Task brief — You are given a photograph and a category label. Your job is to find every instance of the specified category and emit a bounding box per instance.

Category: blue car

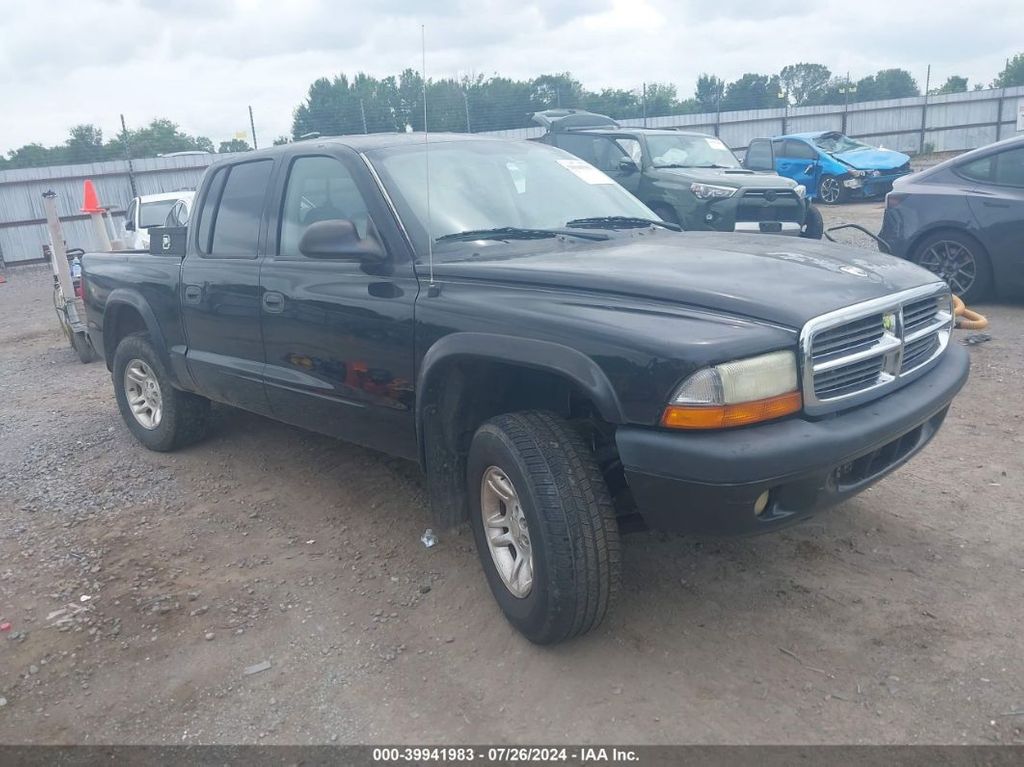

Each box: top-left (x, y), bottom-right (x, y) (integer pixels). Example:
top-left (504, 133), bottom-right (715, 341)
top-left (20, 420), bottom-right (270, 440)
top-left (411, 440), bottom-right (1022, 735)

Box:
top-left (745, 131), bottom-right (911, 204)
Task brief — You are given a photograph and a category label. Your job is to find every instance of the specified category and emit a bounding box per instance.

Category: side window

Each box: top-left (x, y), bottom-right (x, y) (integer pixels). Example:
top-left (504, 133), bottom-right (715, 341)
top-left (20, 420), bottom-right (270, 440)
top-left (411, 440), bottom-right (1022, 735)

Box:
top-left (208, 160), bottom-right (274, 258)
top-left (785, 140), bottom-right (818, 160)
top-left (994, 147), bottom-right (1024, 187)
top-left (195, 167), bottom-right (228, 255)
top-left (745, 140), bottom-right (774, 170)
top-left (553, 134), bottom-right (600, 166)
top-left (615, 138), bottom-right (642, 166)
top-left (279, 156), bottom-right (371, 257)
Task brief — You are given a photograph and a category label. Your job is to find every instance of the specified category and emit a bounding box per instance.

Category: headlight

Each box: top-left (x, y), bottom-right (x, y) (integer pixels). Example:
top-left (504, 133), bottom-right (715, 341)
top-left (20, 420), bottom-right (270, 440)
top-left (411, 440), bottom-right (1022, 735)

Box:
top-left (848, 168), bottom-right (866, 178)
top-left (690, 182), bottom-right (736, 200)
top-left (661, 350), bottom-right (802, 429)
top-left (794, 184), bottom-right (806, 199)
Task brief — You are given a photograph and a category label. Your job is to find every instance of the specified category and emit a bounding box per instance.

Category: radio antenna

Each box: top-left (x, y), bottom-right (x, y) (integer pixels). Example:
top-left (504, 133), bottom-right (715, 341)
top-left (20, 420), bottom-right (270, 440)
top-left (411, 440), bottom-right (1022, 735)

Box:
top-left (421, 24), bottom-right (435, 288)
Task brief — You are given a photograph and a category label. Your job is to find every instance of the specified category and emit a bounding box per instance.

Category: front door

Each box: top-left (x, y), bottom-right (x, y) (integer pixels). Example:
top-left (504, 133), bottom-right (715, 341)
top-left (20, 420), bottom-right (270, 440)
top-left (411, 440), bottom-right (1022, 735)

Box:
top-left (964, 145), bottom-right (1024, 288)
top-left (776, 139), bottom-right (819, 191)
top-left (180, 159), bottom-right (275, 414)
top-left (259, 152), bottom-right (418, 459)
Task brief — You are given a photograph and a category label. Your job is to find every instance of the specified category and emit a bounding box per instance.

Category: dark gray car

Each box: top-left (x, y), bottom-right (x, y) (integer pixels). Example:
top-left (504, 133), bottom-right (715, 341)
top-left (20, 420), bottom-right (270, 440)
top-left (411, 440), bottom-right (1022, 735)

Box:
top-left (880, 135), bottom-right (1024, 302)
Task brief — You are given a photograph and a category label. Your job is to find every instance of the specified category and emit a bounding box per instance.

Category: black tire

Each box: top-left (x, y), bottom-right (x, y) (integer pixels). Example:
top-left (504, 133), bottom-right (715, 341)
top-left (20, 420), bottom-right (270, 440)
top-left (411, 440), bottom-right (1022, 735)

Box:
top-left (800, 203), bottom-right (824, 240)
top-left (72, 331), bottom-right (98, 364)
top-left (112, 333), bottom-right (210, 452)
top-left (817, 175), bottom-right (846, 205)
top-left (467, 411), bottom-right (620, 644)
top-left (651, 204), bottom-right (683, 229)
top-left (910, 230), bottom-right (993, 304)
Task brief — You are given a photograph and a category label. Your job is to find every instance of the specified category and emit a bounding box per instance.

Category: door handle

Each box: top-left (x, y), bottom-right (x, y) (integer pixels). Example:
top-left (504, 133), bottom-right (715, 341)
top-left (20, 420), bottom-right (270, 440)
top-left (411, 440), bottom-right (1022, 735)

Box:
top-left (262, 291), bottom-right (285, 313)
top-left (183, 284), bottom-right (202, 304)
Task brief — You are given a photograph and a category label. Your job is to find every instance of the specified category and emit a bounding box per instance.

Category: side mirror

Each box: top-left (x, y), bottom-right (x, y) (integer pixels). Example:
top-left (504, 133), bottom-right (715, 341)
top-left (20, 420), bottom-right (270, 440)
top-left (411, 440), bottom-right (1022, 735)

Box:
top-left (298, 219), bottom-right (385, 261)
top-left (124, 219), bottom-right (136, 232)
top-left (618, 158), bottom-right (639, 174)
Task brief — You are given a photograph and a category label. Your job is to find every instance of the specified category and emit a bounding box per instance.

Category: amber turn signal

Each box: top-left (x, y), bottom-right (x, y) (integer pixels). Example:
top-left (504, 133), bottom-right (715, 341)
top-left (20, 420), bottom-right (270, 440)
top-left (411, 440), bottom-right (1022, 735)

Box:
top-left (661, 390), bottom-right (802, 430)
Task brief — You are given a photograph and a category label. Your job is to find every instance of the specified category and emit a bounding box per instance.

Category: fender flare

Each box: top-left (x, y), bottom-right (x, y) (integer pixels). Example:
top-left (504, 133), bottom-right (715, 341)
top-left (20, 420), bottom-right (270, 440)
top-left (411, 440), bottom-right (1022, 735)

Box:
top-left (415, 332), bottom-right (626, 461)
top-left (103, 289), bottom-right (177, 382)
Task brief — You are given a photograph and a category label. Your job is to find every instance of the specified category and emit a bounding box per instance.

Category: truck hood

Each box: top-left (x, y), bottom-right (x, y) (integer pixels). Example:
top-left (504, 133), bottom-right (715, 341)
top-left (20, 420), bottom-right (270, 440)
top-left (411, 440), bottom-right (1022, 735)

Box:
top-left (432, 231), bottom-right (941, 329)
top-left (653, 166), bottom-right (797, 189)
top-left (833, 147), bottom-right (910, 171)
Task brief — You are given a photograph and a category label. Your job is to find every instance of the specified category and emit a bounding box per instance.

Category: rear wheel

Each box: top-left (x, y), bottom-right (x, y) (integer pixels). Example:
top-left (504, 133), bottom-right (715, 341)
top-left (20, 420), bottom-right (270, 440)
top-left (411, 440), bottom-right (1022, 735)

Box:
top-left (467, 411), bottom-right (620, 644)
top-left (911, 230), bottom-right (992, 303)
top-left (112, 333), bottom-right (210, 452)
top-left (817, 175), bottom-right (846, 205)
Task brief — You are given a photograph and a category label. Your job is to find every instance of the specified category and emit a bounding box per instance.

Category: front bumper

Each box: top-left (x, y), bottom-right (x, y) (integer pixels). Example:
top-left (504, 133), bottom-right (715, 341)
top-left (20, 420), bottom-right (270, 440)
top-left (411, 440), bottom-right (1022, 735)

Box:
top-left (616, 344), bottom-right (969, 536)
top-left (846, 170), bottom-right (911, 199)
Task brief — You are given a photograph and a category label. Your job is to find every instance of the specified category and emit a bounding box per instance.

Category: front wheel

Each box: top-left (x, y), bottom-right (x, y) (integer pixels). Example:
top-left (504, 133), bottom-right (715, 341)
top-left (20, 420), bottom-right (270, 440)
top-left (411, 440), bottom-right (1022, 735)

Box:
top-left (112, 333), bottom-right (210, 452)
top-left (467, 411), bottom-right (621, 644)
top-left (817, 175), bottom-right (846, 205)
top-left (800, 204), bottom-right (824, 239)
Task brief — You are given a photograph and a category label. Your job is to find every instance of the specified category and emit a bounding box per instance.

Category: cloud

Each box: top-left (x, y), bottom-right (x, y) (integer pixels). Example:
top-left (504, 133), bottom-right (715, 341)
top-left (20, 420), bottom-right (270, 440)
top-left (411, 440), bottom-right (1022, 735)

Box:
top-left (1, 0), bottom-right (1021, 153)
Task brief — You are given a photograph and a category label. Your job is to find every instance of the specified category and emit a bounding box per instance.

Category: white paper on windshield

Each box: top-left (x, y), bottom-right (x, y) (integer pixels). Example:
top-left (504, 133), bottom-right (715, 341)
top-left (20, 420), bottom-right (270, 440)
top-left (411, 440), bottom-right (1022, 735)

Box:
top-left (556, 159), bottom-right (615, 184)
top-left (704, 137), bottom-right (728, 151)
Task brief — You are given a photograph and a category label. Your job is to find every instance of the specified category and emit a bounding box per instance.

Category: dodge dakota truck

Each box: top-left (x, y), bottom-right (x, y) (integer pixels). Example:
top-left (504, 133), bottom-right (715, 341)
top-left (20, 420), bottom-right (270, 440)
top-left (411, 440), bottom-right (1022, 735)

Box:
top-left (82, 134), bottom-right (969, 644)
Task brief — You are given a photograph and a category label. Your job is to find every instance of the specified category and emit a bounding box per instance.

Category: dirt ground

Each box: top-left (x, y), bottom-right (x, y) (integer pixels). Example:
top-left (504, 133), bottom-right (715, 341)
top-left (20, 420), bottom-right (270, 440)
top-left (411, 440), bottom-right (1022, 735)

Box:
top-left (1, 207), bottom-right (1022, 745)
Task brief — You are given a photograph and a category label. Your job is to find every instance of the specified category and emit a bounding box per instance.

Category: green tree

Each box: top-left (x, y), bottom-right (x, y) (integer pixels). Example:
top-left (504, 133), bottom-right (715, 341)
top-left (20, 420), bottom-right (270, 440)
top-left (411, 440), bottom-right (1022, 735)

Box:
top-left (694, 73), bottom-right (724, 112)
top-left (218, 138), bottom-right (251, 153)
top-left (642, 82), bottom-right (680, 117)
top-left (993, 53), bottom-right (1024, 87)
top-left (854, 69), bottom-right (919, 101)
top-left (932, 75), bottom-right (968, 95)
top-left (272, 135), bottom-right (291, 146)
top-left (529, 73), bottom-right (585, 110)
top-left (721, 73), bottom-right (782, 111)
top-left (65, 124), bottom-right (108, 164)
top-left (779, 63), bottom-right (832, 105)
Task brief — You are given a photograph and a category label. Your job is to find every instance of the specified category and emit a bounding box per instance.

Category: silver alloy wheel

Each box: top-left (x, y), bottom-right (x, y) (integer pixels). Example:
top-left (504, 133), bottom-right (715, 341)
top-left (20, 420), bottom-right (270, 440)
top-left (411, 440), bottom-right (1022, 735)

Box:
top-left (123, 358), bottom-right (163, 430)
top-left (917, 239), bottom-right (977, 296)
top-left (819, 176), bottom-right (841, 204)
top-left (480, 466), bottom-right (534, 598)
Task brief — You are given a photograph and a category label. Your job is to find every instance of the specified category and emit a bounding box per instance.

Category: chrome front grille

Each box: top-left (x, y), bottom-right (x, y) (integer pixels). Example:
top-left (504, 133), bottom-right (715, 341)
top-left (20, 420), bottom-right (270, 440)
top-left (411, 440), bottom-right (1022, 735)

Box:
top-left (800, 284), bottom-right (953, 415)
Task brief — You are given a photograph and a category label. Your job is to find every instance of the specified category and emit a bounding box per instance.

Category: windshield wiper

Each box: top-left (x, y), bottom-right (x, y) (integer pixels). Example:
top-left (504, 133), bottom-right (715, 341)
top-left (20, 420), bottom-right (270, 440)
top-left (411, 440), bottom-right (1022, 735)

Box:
top-left (435, 226), bottom-right (608, 243)
top-left (565, 216), bottom-right (681, 232)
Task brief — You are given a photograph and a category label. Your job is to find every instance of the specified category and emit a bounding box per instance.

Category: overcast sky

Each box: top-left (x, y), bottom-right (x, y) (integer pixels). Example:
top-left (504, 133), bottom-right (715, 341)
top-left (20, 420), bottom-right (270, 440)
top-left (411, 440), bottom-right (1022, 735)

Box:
top-left (2, 0), bottom-right (1021, 152)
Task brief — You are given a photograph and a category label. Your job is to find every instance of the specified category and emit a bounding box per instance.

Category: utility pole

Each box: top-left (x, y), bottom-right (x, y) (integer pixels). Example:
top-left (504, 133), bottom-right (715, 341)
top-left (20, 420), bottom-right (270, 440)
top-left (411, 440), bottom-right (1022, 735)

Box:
top-left (463, 91), bottom-right (472, 133)
top-left (248, 105), bottom-right (258, 150)
top-left (714, 82), bottom-right (723, 137)
top-left (838, 74), bottom-right (857, 134)
top-left (119, 114), bottom-right (137, 198)
top-left (360, 99), bottom-right (368, 134)
top-left (919, 64), bottom-right (931, 154)
top-left (642, 82), bottom-right (647, 127)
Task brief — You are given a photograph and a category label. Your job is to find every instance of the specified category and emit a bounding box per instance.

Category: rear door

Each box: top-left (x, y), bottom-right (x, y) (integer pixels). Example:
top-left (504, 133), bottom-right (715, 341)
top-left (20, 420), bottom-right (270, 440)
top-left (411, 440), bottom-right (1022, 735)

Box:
top-left (963, 145), bottom-right (1024, 290)
top-left (258, 151), bottom-right (419, 459)
top-left (180, 159), bottom-right (276, 414)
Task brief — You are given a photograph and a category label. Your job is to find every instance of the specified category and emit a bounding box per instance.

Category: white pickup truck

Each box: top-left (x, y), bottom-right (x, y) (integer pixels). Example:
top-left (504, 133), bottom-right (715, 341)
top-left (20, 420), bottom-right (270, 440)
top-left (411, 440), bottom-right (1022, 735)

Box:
top-left (123, 191), bottom-right (194, 250)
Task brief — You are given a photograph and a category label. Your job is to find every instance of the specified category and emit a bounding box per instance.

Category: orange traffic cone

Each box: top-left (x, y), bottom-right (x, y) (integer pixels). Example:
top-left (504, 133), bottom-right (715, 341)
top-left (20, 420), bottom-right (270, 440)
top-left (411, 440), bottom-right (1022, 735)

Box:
top-left (81, 180), bottom-right (103, 213)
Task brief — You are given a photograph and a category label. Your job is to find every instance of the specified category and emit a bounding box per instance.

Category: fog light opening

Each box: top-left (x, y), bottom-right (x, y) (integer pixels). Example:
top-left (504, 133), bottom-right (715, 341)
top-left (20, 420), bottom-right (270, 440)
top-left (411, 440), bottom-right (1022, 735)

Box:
top-left (753, 490), bottom-right (771, 517)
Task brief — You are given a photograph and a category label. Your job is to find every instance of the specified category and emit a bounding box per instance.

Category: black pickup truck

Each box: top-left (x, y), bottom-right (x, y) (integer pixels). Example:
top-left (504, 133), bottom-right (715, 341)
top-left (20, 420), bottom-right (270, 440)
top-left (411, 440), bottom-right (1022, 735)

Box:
top-left (82, 134), bottom-right (969, 644)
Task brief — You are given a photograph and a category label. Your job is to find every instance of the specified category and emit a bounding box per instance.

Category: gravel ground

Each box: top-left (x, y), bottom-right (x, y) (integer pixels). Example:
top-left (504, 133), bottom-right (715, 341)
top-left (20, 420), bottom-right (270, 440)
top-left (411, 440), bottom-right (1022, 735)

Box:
top-left (1, 209), bottom-right (1022, 745)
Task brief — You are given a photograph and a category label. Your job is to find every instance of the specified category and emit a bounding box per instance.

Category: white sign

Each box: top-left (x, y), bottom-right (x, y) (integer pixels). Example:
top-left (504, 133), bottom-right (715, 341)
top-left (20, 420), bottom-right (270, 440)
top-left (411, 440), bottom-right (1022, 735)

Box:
top-left (556, 158), bottom-right (615, 184)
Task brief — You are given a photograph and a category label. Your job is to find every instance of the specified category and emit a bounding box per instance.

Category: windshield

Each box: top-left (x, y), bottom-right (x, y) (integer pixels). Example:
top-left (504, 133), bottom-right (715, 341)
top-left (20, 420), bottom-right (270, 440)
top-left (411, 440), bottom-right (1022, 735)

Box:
top-left (368, 139), bottom-right (655, 256)
top-left (646, 134), bottom-right (740, 168)
top-left (813, 133), bottom-right (871, 154)
top-left (139, 199), bottom-right (179, 228)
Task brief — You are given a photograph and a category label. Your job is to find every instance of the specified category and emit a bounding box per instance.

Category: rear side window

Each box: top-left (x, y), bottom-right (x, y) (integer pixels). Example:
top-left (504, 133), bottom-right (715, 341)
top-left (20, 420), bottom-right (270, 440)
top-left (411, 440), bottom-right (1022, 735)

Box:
top-left (204, 160), bottom-right (274, 258)
top-left (195, 167), bottom-right (228, 255)
top-left (957, 155), bottom-right (994, 183)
